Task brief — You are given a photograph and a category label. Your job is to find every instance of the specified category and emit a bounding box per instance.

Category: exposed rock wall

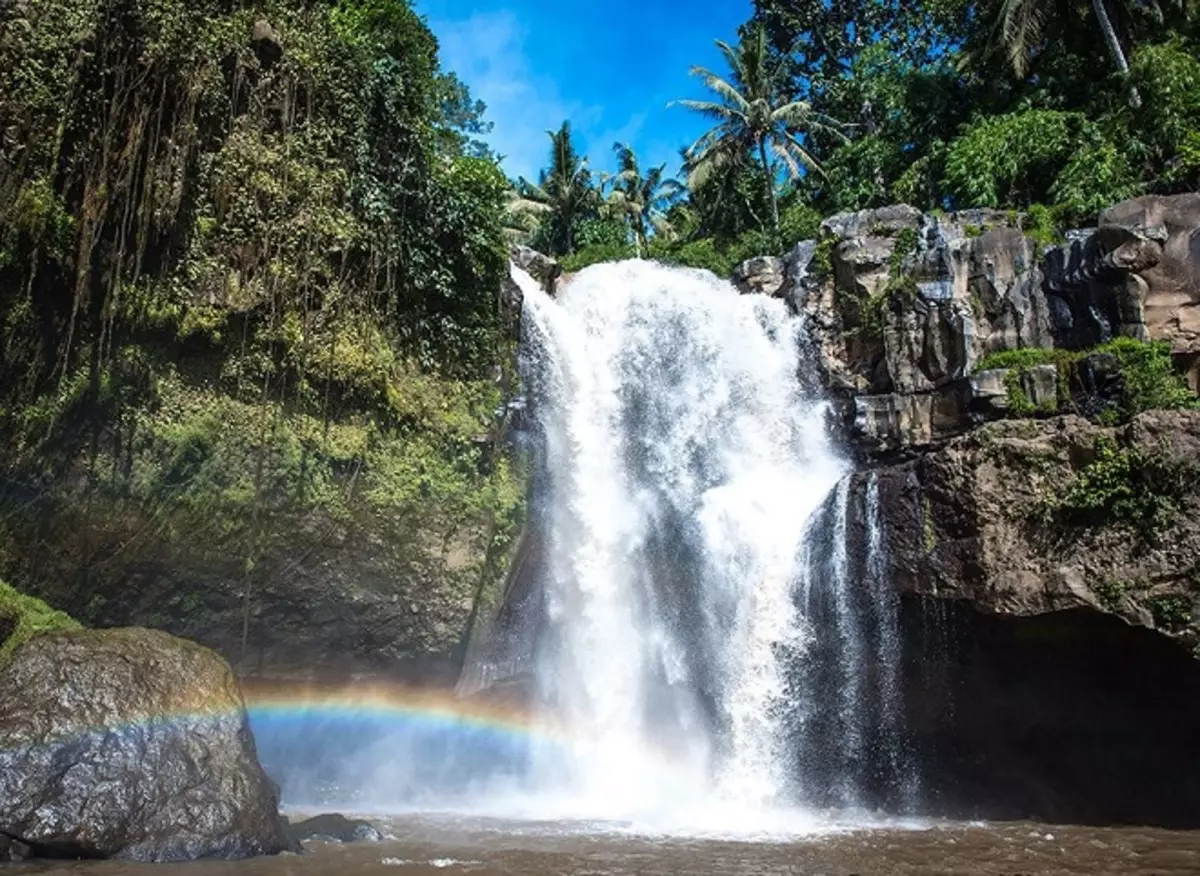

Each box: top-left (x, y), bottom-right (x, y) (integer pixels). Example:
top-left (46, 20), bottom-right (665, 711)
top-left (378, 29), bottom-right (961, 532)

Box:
top-left (734, 194), bottom-right (1200, 453)
top-left (849, 411), bottom-right (1200, 651)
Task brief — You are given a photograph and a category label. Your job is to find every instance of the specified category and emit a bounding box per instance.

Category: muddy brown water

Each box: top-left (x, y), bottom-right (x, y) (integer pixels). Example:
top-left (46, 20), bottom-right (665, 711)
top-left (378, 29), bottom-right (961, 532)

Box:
top-left (17, 815), bottom-right (1200, 876)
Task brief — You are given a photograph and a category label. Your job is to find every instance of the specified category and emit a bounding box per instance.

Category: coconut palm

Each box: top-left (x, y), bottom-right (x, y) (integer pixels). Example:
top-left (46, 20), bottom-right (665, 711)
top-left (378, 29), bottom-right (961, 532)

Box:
top-left (607, 143), bottom-right (685, 257)
top-left (988, 0), bottom-right (1194, 104)
top-left (673, 24), bottom-right (842, 233)
top-left (509, 121), bottom-right (595, 255)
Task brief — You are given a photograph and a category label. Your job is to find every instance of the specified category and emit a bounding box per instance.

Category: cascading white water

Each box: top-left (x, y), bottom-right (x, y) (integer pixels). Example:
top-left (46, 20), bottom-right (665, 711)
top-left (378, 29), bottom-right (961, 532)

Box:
top-left (513, 260), bottom-right (846, 822)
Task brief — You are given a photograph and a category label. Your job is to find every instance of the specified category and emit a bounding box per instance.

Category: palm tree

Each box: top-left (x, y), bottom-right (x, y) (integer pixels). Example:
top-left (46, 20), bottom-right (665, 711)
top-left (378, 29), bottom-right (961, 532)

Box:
top-left (509, 121), bottom-right (595, 255)
top-left (673, 24), bottom-right (842, 233)
top-left (607, 143), bottom-right (685, 257)
top-left (988, 0), bottom-right (1193, 105)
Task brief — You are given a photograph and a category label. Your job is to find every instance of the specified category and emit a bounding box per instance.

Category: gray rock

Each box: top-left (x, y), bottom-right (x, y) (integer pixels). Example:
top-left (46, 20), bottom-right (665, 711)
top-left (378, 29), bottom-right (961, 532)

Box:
top-left (286, 813), bottom-right (383, 844)
top-left (1046, 194), bottom-right (1200, 378)
top-left (821, 204), bottom-right (923, 240)
top-left (251, 19), bottom-right (283, 69)
top-left (0, 629), bottom-right (295, 862)
top-left (732, 256), bottom-right (786, 297)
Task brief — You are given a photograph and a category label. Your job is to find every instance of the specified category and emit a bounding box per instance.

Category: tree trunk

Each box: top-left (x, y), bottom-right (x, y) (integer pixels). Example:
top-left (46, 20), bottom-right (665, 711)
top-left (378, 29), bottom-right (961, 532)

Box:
top-left (758, 137), bottom-right (780, 234)
top-left (1092, 0), bottom-right (1142, 108)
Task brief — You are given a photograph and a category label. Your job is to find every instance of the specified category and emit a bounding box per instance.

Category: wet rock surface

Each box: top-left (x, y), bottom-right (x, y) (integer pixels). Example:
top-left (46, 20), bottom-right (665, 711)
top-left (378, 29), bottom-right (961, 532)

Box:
top-left (286, 814), bottom-right (383, 844)
top-left (0, 628), bottom-right (295, 861)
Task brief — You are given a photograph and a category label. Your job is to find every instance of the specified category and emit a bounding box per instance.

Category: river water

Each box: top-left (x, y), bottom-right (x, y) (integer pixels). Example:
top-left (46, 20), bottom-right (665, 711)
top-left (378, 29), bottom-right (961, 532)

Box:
top-left (22, 815), bottom-right (1200, 875)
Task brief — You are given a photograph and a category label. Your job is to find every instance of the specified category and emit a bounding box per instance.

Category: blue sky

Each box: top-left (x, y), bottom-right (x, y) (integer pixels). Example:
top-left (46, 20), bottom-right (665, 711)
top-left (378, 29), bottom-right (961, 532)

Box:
top-left (418, 0), bottom-right (752, 182)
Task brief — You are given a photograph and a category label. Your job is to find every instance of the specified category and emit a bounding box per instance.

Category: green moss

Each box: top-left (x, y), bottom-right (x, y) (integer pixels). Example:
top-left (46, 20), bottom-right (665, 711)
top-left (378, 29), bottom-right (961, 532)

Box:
top-left (1022, 203), bottom-right (1064, 249)
top-left (812, 234), bottom-right (838, 279)
top-left (0, 579), bottom-right (81, 665)
top-left (975, 348), bottom-right (1069, 372)
top-left (1093, 579), bottom-right (1133, 611)
top-left (888, 227), bottom-right (920, 275)
top-left (963, 224), bottom-right (984, 239)
top-left (1002, 369), bottom-right (1036, 416)
top-left (1093, 337), bottom-right (1199, 419)
top-left (974, 340), bottom-right (1198, 422)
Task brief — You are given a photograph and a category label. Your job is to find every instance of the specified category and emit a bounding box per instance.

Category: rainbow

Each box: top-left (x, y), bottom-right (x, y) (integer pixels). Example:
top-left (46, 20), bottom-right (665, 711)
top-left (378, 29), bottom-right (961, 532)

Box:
top-left (241, 680), bottom-right (567, 749)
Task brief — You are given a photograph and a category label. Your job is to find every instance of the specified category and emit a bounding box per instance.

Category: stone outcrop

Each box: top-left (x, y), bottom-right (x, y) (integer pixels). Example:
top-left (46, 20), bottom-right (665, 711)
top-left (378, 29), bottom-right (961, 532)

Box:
top-left (1046, 194), bottom-right (1200, 387)
top-left (285, 814), bottom-right (382, 844)
top-left (735, 194), bottom-right (1200, 453)
top-left (852, 410), bottom-right (1200, 650)
top-left (0, 628), bottom-right (295, 861)
top-left (829, 410), bottom-right (1200, 826)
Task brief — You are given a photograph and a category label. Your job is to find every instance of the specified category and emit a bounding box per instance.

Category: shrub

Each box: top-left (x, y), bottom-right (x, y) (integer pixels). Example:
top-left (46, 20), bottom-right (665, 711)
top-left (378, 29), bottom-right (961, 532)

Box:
top-left (560, 242), bottom-right (636, 272)
top-left (1094, 338), bottom-right (1198, 418)
top-left (1049, 438), bottom-right (1195, 539)
top-left (974, 339), bottom-right (1197, 422)
top-left (943, 110), bottom-right (1084, 209)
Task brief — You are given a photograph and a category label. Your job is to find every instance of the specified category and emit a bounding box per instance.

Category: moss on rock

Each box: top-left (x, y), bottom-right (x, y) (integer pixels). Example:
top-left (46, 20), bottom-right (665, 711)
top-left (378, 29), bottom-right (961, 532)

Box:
top-left (0, 579), bottom-right (80, 665)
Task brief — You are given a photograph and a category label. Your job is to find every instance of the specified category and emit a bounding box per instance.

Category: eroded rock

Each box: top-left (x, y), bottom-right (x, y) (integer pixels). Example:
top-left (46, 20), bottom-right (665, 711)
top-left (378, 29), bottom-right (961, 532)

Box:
top-left (857, 411), bottom-right (1200, 646)
top-left (0, 628), bottom-right (295, 861)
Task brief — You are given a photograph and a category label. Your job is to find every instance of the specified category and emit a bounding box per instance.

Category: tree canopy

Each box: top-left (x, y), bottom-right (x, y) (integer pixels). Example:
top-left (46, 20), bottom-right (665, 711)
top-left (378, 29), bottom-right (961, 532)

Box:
top-left (513, 0), bottom-right (1200, 276)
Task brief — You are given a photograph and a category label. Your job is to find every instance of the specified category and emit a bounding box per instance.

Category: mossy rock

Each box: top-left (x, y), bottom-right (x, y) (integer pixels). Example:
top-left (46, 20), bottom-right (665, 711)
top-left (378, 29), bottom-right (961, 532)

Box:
top-left (0, 580), bottom-right (80, 665)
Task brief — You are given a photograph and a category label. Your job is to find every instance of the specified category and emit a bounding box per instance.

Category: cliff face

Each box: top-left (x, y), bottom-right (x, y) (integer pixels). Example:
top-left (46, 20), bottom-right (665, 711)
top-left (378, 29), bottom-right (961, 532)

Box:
top-left (856, 412), bottom-right (1200, 651)
top-left (0, 0), bottom-right (524, 682)
top-left (735, 194), bottom-right (1200, 454)
top-left (727, 196), bottom-right (1200, 825)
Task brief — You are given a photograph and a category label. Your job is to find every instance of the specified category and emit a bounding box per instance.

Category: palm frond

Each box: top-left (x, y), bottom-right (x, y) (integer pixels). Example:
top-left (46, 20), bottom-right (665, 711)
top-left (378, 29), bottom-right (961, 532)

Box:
top-left (687, 66), bottom-right (751, 113)
top-left (672, 98), bottom-right (744, 124)
top-left (774, 132), bottom-right (824, 178)
top-left (997, 0), bottom-right (1052, 76)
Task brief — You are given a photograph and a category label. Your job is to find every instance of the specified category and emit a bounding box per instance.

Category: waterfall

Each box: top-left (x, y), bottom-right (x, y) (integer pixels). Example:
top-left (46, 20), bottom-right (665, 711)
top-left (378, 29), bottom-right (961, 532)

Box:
top-left (250, 258), bottom-right (917, 825)
top-left (512, 260), bottom-right (846, 821)
top-left (789, 471), bottom-right (914, 811)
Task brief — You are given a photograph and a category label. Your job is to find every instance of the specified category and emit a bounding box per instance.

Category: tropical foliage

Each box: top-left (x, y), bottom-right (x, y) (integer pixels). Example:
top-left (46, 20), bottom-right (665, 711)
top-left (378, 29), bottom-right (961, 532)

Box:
top-left (513, 1), bottom-right (1199, 277)
top-left (0, 0), bottom-right (524, 614)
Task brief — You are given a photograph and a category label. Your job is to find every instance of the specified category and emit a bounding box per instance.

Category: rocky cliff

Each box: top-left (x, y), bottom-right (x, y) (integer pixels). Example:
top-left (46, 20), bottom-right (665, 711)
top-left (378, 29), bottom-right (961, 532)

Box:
top-left (734, 194), bottom-right (1200, 455)
top-left (725, 195), bottom-right (1200, 824)
top-left (745, 194), bottom-right (1200, 654)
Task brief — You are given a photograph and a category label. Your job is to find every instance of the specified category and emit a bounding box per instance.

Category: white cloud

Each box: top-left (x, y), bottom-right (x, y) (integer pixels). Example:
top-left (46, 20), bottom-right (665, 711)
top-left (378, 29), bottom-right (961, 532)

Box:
top-left (429, 9), bottom-right (602, 181)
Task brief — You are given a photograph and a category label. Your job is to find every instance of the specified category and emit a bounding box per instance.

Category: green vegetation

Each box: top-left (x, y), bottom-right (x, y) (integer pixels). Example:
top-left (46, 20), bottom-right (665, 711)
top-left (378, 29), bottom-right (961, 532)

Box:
top-left (674, 24), bottom-right (844, 234)
top-left (1148, 595), bottom-right (1194, 631)
top-left (974, 339), bottom-right (1198, 423)
top-left (1102, 337), bottom-right (1200, 419)
top-left (510, 1), bottom-right (1200, 276)
top-left (0, 0), bottom-right (524, 615)
top-left (1048, 438), bottom-right (1196, 539)
top-left (0, 579), bottom-right (81, 665)
top-left (750, 0), bottom-right (1200, 226)
top-left (1093, 578), bottom-right (1134, 612)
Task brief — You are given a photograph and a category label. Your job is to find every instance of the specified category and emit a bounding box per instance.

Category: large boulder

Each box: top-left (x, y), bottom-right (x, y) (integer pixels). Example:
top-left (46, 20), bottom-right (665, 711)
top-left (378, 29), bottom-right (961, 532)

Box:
top-left (0, 628), bottom-right (295, 861)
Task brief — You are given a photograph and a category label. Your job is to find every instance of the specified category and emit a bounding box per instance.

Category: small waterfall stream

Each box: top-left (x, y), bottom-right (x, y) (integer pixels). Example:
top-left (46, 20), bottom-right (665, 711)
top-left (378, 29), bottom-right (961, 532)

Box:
top-left (789, 471), bottom-right (915, 811)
